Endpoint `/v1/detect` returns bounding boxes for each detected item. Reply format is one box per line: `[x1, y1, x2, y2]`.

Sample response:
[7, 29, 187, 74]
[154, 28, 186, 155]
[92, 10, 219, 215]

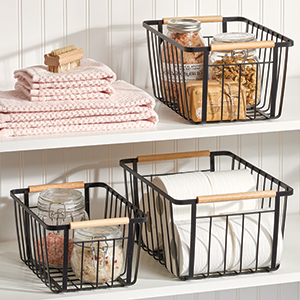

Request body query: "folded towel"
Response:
[14, 58, 117, 101]
[14, 58, 116, 84]
[0, 111, 156, 129]
[15, 79, 114, 101]
[0, 106, 152, 123]
[0, 80, 158, 137]
[0, 80, 155, 113]
[0, 120, 158, 138]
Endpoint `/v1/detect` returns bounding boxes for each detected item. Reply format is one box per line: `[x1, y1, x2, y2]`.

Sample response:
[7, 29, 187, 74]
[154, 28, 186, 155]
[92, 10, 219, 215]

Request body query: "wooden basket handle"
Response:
[197, 190, 276, 204]
[137, 150, 210, 163]
[28, 181, 85, 193]
[70, 217, 130, 229]
[210, 40, 275, 51]
[163, 15, 223, 24]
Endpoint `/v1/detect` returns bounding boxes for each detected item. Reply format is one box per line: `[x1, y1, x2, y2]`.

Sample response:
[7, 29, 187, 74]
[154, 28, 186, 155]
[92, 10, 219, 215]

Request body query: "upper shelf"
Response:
[1, 77, 300, 153]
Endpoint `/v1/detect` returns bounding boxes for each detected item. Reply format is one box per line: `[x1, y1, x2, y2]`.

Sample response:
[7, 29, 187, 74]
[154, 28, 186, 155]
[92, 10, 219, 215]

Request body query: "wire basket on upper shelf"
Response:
[143, 16, 294, 124]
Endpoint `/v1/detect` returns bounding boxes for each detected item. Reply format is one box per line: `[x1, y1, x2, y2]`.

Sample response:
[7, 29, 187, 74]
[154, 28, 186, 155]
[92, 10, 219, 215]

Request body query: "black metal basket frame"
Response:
[10, 181, 147, 293]
[120, 150, 293, 280]
[143, 16, 294, 123]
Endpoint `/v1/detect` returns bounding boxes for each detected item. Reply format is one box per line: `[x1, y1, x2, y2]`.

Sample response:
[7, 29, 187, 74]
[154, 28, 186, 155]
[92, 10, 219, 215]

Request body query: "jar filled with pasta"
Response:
[36, 188, 89, 268]
[162, 19, 206, 103]
[209, 32, 261, 107]
[71, 225, 124, 284]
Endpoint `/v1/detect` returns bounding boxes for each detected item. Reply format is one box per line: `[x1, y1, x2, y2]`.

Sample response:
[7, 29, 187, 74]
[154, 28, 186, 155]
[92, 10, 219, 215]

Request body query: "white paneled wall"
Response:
[0, 0, 300, 299]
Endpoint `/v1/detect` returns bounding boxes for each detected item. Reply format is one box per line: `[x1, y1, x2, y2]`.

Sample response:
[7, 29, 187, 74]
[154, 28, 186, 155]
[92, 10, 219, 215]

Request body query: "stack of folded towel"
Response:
[0, 59, 158, 138]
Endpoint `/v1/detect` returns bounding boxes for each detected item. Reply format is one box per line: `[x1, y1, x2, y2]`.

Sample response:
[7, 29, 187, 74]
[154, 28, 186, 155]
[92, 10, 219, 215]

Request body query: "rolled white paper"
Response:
[165, 211, 282, 277]
[206, 169, 258, 214]
[140, 193, 163, 251]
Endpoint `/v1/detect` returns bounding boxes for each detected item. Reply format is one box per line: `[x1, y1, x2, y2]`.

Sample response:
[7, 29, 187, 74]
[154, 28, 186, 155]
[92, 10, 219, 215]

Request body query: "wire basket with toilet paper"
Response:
[120, 150, 293, 280]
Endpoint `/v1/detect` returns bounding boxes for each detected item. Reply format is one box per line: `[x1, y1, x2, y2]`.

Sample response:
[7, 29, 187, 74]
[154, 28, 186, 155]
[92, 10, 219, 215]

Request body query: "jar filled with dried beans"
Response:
[209, 32, 261, 107]
[162, 19, 206, 103]
[36, 188, 89, 268]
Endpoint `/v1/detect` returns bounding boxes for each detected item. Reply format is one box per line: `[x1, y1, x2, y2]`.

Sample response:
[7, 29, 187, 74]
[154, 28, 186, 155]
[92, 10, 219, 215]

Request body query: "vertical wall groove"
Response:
[85, 0, 90, 58]
[41, 0, 45, 58]
[259, 0, 263, 23]
[279, 132, 283, 180]
[18, 152, 24, 189]
[280, 0, 285, 33]
[17, 0, 23, 69]
[107, 0, 112, 68]
[63, 0, 67, 45]
[130, 0, 134, 84]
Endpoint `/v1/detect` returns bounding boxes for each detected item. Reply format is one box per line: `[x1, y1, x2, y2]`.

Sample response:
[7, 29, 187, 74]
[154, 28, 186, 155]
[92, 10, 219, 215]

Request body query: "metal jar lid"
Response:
[37, 188, 85, 213]
[74, 225, 122, 247]
[212, 32, 256, 44]
[167, 18, 201, 32]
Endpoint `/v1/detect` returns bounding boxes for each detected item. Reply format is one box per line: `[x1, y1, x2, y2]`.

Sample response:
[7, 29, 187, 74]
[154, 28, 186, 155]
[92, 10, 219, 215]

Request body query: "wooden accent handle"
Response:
[210, 40, 275, 52]
[70, 217, 130, 229]
[137, 150, 210, 163]
[44, 48, 83, 67]
[163, 15, 223, 24]
[197, 190, 277, 204]
[28, 181, 85, 193]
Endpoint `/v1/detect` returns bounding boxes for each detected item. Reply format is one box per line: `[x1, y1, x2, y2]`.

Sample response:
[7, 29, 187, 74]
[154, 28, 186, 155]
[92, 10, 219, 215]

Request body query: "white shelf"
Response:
[1, 77, 300, 153]
[0, 214, 299, 300]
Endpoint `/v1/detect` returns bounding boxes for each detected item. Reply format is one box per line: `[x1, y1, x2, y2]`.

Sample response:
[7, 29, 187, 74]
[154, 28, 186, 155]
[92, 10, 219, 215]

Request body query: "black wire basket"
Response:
[120, 150, 293, 280]
[143, 16, 294, 124]
[10, 181, 146, 293]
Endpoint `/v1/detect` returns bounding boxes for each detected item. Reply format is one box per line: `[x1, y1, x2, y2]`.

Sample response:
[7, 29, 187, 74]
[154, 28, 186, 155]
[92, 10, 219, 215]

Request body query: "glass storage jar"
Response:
[162, 19, 206, 103]
[71, 225, 124, 284]
[36, 188, 89, 268]
[209, 32, 261, 107]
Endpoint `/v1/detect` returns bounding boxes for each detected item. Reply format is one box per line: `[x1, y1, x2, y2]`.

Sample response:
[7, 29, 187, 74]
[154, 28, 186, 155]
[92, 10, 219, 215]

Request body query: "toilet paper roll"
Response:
[152, 169, 258, 223]
[139, 193, 163, 251]
[163, 216, 234, 277]
[206, 169, 258, 214]
[228, 211, 283, 270]
[164, 211, 282, 277]
[152, 171, 214, 223]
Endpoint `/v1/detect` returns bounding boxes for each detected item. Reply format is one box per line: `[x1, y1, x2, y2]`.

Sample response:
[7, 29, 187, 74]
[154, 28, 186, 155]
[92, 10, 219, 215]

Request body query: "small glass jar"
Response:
[71, 225, 124, 284]
[162, 19, 206, 103]
[209, 32, 261, 107]
[36, 188, 89, 268]
[165, 19, 205, 79]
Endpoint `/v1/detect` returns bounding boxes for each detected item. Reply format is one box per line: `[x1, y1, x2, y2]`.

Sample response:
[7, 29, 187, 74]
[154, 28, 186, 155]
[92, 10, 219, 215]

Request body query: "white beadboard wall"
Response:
[0, 1, 300, 299]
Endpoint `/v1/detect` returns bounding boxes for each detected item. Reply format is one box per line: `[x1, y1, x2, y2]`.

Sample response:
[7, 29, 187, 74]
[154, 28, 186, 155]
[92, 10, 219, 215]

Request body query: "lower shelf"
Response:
[1, 214, 300, 300]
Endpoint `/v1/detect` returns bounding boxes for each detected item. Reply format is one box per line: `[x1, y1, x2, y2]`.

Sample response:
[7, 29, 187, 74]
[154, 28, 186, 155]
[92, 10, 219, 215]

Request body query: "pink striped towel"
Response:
[15, 80, 114, 101]
[0, 120, 157, 138]
[14, 59, 117, 101]
[0, 80, 158, 138]
[0, 80, 155, 113]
